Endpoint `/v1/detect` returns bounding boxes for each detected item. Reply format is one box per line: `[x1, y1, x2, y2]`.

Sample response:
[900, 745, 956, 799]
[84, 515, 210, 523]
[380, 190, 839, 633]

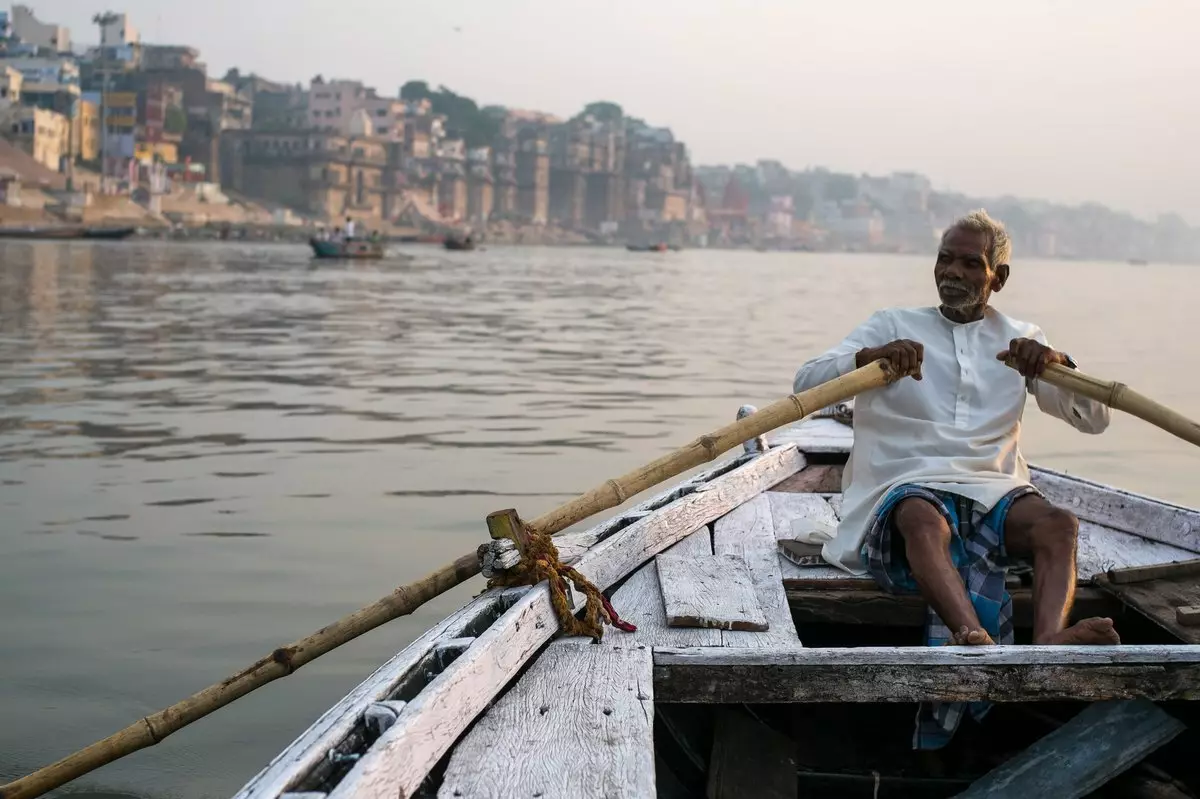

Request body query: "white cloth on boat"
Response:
[792, 305, 1111, 575]
[790, 515, 838, 545]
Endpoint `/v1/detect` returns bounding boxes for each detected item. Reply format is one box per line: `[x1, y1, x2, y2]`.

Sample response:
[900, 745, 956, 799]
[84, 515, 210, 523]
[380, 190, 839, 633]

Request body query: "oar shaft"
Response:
[1032, 362, 1200, 448]
[1, 359, 901, 799]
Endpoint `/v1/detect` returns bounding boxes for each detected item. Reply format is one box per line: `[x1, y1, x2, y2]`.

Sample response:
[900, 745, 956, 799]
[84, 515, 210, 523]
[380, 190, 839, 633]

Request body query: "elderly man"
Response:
[794, 209, 1120, 746]
[795, 209, 1121, 648]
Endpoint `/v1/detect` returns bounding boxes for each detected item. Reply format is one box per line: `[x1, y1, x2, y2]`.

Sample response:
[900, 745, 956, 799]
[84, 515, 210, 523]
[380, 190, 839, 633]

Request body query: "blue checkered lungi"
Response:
[860, 482, 1039, 749]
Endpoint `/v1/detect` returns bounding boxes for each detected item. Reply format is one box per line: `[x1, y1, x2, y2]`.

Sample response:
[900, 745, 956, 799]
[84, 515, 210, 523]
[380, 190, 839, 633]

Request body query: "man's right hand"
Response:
[856, 339, 924, 380]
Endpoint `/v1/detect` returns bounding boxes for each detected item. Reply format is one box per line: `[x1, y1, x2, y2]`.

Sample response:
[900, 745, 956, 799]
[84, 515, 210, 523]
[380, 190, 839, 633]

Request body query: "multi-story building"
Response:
[1, 105, 68, 170]
[515, 123, 549, 224]
[466, 146, 493, 225]
[141, 45, 201, 72]
[0, 56, 79, 115]
[0, 65, 21, 106]
[74, 98, 100, 162]
[9, 5, 70, 53]
[221, 121, 399, 223]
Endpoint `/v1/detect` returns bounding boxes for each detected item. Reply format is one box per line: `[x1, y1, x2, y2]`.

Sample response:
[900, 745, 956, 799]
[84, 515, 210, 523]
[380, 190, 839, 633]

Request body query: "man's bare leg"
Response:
[893, 497, 993, 645]
[1004, 495, 1120, 645]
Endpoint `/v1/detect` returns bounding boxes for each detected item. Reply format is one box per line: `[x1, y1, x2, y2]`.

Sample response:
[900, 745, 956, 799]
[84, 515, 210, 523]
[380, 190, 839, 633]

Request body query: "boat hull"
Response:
[309, 238, 385, 259]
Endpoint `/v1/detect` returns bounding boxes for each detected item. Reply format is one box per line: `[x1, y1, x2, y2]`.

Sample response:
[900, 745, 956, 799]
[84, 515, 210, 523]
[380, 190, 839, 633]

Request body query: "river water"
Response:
[1, 240, 1197, 798]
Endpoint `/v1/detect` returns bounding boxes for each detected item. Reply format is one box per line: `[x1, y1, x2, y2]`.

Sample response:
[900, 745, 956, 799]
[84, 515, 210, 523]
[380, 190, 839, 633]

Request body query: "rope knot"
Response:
[486, 523, 636, 640]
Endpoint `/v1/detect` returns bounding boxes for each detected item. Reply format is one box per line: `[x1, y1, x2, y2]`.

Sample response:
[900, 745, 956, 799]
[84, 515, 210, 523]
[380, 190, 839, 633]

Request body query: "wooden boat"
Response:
[82, 225, 137, 240]
[310, 237, 386, 259]
[235, 410, 1200, 799]
[627, 242, 669, 252]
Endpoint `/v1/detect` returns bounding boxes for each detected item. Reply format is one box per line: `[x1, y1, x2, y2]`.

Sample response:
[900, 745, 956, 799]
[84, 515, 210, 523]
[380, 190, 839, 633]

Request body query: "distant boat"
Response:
[0, 225, 136, 241]
[1128, 258, 1149, 266]
[82, 226, 137, 240]
[309, 237, 385, 259]
[626, 242, 669, 252]
[443, 234, 476, 251]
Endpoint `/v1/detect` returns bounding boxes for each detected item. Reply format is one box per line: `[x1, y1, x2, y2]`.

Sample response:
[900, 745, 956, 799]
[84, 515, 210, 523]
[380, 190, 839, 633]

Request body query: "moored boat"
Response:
[627, 242, 669, 252]
[235, 410, 1200, 799]
[0, 225, 137, 240]
[309, 237, 386, 259]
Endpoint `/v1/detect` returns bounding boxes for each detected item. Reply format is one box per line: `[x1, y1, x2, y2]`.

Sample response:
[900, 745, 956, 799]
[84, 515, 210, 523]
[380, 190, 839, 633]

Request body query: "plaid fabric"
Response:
[860, 482, 1040, 750]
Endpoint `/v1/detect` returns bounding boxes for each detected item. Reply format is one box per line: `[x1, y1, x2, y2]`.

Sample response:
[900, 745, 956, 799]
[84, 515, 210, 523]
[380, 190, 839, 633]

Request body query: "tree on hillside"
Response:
[578, 101, 623, 122]
[399, 80, 499, 148]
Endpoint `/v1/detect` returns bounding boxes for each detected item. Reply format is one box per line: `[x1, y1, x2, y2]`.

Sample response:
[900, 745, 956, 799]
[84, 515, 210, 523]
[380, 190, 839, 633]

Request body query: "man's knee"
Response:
[893, 497, 949, 548]
[1027, 506, 1079, 556]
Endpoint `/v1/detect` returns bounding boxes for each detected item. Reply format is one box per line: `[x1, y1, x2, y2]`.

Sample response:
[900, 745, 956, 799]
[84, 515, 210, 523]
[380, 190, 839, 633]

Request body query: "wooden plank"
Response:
[1177, 606, 1200, 627]
[232, 589, 514, 799]
[770, 417, 853, 454]
[957, 699, 1185, 799]
[706, 707, 797, 799]
[1077, 523, 1199, 581]
[609, 528, 723, 647]
[786, 586, 1120, 628]
[325, 444, 806, 799]
[769, 464, 844, 494]
[1031, 467, 1200, 553]
[1107, 558, 1200, 585]
[1095, 574, 1200, 644]
[653, 645, 1200, 704]
[656, 553, 767, 632]
[713, 494, 800, 647]
[437, 640, 655, 799]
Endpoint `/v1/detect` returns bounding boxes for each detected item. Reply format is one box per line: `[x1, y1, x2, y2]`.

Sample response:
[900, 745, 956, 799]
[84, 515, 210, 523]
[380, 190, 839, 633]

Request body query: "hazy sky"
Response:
[36, 0, 1200, 222]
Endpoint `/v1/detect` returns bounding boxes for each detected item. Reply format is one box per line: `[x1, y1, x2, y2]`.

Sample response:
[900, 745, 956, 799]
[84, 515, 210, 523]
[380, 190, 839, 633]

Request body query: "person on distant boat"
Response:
[795, 208, 1118, 642]
[793, 208, 1118, 747]
[345, 217, 356, 239]
[332, 226, 343, 242]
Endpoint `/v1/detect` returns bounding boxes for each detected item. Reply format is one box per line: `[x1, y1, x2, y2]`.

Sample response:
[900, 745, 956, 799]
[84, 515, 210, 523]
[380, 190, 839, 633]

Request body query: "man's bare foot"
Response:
[949, 626, 995, 645]
[1037, 617, 1121, 645]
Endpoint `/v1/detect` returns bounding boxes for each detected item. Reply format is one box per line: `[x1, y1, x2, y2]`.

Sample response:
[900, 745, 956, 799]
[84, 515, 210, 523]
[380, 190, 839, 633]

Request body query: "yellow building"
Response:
[2, 106, 68, 171]
[75, 99, 100, 161]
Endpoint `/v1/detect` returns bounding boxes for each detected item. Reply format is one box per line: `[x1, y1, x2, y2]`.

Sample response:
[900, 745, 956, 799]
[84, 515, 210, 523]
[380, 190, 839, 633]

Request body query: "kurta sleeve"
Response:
[1026, 328, 1110, 434]
[793, 310, 893, 394]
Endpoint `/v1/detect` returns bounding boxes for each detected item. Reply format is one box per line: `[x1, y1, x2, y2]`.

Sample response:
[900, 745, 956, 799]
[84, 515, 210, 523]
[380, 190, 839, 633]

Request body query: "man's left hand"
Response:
[995, 337, 1068, 378]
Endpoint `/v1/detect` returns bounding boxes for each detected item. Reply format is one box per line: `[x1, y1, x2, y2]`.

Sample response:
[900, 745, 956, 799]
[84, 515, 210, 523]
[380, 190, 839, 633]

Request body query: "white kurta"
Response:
[793, 305, 1110, 575]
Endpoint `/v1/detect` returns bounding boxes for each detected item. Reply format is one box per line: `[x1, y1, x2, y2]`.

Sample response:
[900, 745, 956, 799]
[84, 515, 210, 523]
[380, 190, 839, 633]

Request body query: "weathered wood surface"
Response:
[609, 528, 723, 647]
[771, 417, 853, 454]
[768, 491, 840, 541]
[706, 707, 797, 799]
[786, 585, 1119, 628]
[437, 640, 655, 799]
[656, 553, 767, 632]
[956, 699, 1185, 799]
[324, 445, 806, 799]
[233, 589, 517, 799]
[1178, 606, 1200, 627]
[712, 494, 800, 648]
[1031, 467, 1200, 553]
[1077, 523, 1198, 580]
[1095, 573, 1200, 644]
[654, 645, 1200, 703]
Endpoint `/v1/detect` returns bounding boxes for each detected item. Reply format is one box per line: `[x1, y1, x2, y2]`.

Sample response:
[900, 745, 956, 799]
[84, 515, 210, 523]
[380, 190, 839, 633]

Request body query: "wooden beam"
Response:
[786, 586, 1120, 628]
[713, 494, 800, 647]
[437, 640, 655, 799]
[1107, 558, 1200, 585]
[706, 707, 797, 799]
[653, 645, 1200, 704]
[656, 553, 767, 632]
[323, 445, 806, 799]
[610, 528, 723, 647]
[956, 699, 1185, 799]
[1031, 468, 1200, 554]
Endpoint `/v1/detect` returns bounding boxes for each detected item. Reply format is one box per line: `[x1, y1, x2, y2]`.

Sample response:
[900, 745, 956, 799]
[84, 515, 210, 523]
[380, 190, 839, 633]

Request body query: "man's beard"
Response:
[938, 280, 982, 309]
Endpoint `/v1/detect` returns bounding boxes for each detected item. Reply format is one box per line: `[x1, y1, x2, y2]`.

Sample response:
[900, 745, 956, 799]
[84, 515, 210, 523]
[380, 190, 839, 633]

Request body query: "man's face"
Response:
[933, 227, 1005, 311]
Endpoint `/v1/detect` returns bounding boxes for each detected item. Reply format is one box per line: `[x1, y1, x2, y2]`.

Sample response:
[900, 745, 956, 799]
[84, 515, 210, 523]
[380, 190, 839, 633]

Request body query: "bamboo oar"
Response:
[0, 359, 902, 799]
[1014, 361, 1200, 448]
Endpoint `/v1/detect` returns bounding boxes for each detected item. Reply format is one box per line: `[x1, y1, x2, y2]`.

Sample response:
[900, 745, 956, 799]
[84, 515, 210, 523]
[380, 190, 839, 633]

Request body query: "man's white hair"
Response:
[943, 208, 1012, 269]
